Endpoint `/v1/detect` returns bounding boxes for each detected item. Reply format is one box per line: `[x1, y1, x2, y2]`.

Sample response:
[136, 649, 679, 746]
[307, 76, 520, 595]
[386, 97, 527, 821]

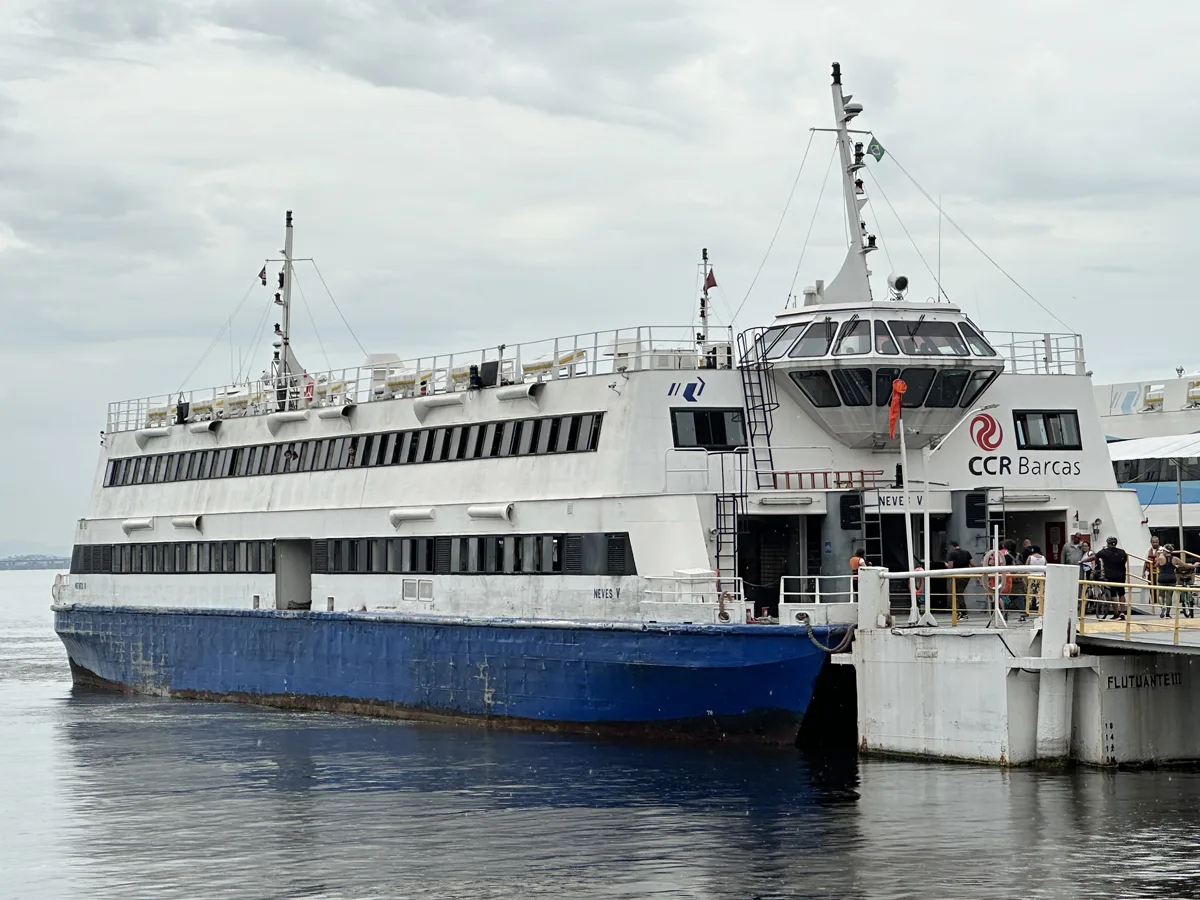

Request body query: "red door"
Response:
[1045, 522, 1066, 564]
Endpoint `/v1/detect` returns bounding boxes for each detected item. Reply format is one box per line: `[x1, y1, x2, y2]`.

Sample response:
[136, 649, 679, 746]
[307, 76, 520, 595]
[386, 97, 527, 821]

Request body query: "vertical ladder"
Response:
[736, 328, 780, 489]
[715, 492, 741, 580]
[863, 506, 884, 567]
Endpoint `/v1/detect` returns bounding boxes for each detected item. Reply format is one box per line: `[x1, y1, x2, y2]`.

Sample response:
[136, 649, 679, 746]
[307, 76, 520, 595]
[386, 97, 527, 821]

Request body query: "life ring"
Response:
[302, 373, 315, 402]
[913, 566, 924, 598]
[981, 549, 1011, 594]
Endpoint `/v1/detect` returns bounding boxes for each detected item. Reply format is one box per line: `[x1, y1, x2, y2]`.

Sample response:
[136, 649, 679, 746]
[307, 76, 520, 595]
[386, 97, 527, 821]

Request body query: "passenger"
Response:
[1156, 544, 1179, 618]
[1144, 535, 1162, 608]
[848, 548, 867, 597]
[1027, 545, 1047, 567]
[1017, 538, 1034, 564]
[946, 540, 973, 617]
[1062, 535, 1084, 567]
[1094, 536, 1130, 620]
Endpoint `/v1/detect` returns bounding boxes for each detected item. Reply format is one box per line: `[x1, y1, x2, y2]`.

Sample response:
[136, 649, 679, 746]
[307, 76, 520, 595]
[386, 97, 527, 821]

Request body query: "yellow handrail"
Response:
[1077, 578, 1198, 646]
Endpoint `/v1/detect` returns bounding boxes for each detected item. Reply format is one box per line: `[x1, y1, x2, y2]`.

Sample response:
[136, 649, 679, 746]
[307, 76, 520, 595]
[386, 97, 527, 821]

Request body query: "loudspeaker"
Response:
[840, 492, 862, 531]
[965, 491, 987, 529]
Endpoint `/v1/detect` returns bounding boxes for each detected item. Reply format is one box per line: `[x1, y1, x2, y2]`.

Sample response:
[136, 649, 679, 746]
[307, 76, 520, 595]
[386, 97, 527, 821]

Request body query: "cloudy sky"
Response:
[0, 0, 1194, 550]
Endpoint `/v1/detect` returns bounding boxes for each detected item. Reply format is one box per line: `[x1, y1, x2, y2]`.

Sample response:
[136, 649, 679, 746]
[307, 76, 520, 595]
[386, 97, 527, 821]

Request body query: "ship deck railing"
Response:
[780, 575, 857, 605]
[107, 325, 737, 434]
[987, 330, 1086, 376]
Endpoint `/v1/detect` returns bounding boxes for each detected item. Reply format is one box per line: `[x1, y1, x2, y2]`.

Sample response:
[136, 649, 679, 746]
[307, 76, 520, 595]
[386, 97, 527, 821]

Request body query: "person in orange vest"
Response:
[849, 548, 866, 597]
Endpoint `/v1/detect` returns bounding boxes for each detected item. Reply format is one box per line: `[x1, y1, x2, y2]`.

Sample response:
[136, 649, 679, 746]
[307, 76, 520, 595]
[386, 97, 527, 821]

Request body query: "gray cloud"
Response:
[0, 0, 1198, 546]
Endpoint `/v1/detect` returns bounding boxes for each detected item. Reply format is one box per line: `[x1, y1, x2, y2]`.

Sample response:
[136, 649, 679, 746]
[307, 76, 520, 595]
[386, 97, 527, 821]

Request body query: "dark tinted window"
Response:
[1013, 410, 1082, 451]
[899, 368, 936, 407]
[789, 370, 841, 408]
[671, 409, 747, 451]
[831, 368, 873, 406]
[925, 370, 971, 408]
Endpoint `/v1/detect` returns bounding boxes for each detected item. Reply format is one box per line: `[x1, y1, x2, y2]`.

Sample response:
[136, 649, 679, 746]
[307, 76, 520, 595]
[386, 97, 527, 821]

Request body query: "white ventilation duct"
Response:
[389, 508, 436, 528]
[467, 503, 514, 523]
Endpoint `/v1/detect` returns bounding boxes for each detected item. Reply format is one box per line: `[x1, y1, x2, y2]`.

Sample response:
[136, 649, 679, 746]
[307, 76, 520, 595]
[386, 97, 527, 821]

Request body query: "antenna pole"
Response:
[281, 210, 294, 379]
[700, 247, 710, 347]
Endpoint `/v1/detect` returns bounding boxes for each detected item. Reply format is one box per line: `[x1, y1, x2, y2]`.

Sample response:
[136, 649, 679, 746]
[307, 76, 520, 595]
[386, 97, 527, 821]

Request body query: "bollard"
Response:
[327, 596, 335, 612]
[252, 594, 260, 610]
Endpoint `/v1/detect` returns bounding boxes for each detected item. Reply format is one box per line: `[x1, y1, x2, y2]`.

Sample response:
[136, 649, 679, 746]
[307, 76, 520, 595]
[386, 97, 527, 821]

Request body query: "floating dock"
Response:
[831, 564, 1200, 766]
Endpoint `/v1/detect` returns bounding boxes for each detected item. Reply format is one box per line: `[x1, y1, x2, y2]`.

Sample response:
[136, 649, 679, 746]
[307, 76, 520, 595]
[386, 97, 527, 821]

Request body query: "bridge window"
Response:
[788, 320, 837, 358]
[960, 370, 999, 408]
[763, 324, 805, 360]
[875, 368, 900, 406]
[958, 321, 997, 357]
[789, 370, 842, 408]
[889, 321, 968, 356]
[831, 368, 873, 406]
[1013, 410, 1082, 451]
[874, 321, 899, 355]
[833, 319, 871, 356]
[899, 367, 936, 406]
[925, 370, 971, 408]
[671, 408, 746, 451]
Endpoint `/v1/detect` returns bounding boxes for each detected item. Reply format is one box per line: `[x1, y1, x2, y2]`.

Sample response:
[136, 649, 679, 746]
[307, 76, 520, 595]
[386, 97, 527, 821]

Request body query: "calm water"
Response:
[3, 571, 1200, 899]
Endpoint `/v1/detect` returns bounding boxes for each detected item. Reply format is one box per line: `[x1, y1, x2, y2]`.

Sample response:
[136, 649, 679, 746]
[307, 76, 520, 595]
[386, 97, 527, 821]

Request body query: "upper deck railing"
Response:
[990, 331, 1085, 376]
[107, 326, 736, 434]
[106, 325, 1085, 434]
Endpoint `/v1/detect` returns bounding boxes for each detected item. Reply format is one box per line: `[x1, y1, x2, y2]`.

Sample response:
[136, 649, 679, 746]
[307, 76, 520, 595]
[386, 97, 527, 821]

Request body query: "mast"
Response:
[270, 210, 303, 410]
[280, 210, 294, 379]
[815, 62, 876, 305]
[700, 247, 710, 347]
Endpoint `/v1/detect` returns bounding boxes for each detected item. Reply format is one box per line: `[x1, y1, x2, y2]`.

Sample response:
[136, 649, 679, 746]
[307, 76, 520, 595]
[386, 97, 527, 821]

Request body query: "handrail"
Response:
[1077, 578, 1199, 645]
[780, 574, 855, 605]
[108, 325, 737, 433]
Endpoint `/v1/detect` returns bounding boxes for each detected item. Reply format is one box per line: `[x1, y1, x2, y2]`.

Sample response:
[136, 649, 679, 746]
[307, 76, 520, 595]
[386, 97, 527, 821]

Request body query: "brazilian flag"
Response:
[867, 136, 885, 162]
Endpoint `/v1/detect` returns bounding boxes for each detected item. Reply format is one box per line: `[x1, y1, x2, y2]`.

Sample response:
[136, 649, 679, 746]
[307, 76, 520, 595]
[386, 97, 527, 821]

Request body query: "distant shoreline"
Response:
[0, 556, 70, 571]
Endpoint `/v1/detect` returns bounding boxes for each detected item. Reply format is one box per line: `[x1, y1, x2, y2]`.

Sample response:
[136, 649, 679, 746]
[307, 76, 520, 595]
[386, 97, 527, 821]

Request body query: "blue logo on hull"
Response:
[668, 377, 706, 402]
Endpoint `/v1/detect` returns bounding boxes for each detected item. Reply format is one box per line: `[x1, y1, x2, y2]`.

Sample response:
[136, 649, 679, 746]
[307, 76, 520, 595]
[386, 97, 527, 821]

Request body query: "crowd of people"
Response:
[847, 532, 1196, 621]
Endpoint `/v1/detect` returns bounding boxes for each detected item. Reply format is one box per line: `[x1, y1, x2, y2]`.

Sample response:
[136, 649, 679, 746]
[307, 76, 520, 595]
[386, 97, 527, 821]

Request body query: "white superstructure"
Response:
[65, 63, 1149, 622]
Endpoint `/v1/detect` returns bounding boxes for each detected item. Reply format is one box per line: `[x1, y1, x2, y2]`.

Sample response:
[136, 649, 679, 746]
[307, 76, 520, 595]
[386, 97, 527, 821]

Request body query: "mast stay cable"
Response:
[310, 260, 367, 357]
[730, 129, 817, 326]
[879, 141, 1071, 330]
[174, 277, 259, 395]
[787, 139, 840, 302]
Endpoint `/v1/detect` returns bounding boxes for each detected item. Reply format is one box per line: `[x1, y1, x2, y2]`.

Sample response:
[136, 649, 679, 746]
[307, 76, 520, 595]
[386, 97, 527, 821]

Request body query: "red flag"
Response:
[258, 266, 267, 285]
[888, 378, 907, 439]
[704, 270, 717, 290]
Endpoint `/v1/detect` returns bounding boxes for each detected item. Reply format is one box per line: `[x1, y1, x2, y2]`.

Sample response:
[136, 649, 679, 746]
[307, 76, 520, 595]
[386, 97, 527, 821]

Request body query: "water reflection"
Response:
[55, 690, 866, 899]
[5, 571, 1200, 900]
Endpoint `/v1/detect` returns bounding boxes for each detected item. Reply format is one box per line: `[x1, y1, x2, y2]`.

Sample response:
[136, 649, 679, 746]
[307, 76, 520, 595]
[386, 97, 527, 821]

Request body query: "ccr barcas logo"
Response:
[966, 410, 1082, 478]
[970, 413, 1002, 451]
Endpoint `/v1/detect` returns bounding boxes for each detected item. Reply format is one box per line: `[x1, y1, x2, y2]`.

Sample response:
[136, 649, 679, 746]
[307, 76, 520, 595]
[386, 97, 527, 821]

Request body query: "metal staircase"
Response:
[736, 328, 780, 489]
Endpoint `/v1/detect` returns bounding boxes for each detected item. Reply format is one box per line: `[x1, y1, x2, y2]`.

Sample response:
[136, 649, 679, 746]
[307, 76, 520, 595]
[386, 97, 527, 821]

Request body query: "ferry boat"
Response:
[53, 63, 1149, 744]
[1097, 372, 1200, 556]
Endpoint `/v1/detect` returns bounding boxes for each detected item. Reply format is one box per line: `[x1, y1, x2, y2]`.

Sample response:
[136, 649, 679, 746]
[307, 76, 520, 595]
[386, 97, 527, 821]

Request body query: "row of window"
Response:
[788, 367, 999, 410]
[1114, 457, 1200, 484]
[319, 533, 635, 576]
[69, 532, 637, 578]
[71, 541, 277, 575]
[757, 318, 997, 361]
[105, 413, 604, 488]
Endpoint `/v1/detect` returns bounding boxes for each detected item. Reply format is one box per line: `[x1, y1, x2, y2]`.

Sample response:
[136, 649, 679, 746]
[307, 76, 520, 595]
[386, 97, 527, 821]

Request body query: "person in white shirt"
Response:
[1027, 545, 1047, 567]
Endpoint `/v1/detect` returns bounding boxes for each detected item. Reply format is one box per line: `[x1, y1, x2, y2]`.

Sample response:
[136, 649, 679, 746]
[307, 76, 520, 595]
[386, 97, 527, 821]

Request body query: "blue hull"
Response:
[53, 605, 841, 744]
